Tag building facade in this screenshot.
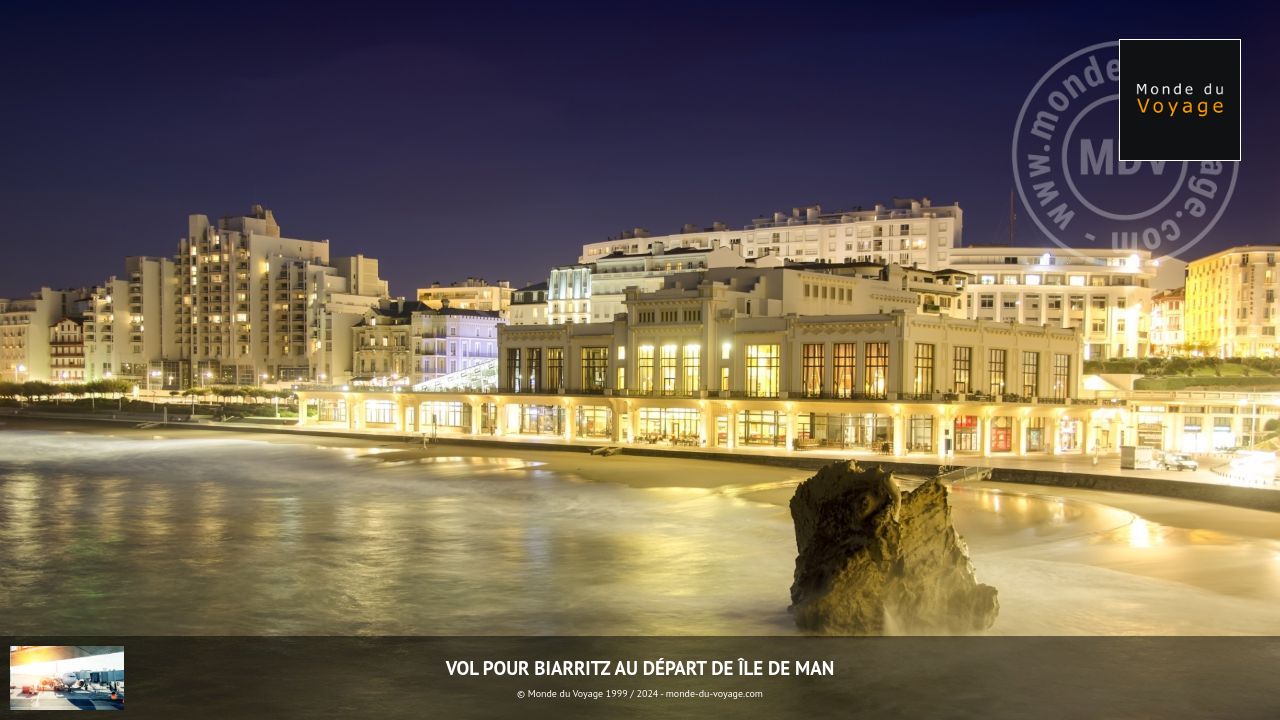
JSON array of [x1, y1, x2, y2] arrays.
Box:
[[175, 206, 388, 386], [0, 288, 86, 382], [417, 278, 512, 317], [1185, 246, 1280, 357], [352, 298, 501, 386], [580, 198, 963, 270], [1149, 288, 1185, 357], [948, 247, 1185, 360], [82, 256, 179, 385], [483, 268, 1084, 455], [48, 317, 86, 382], [508, 282, 549, 326]]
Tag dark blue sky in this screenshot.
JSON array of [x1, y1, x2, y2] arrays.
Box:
[[2, 1, 1277, 298]]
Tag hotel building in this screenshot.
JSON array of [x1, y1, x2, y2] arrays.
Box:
[[176, 206, 389, 386], [948, 247, 1186, 360], [1185, 245, 1280, 357], [82, 256, 180, 385]]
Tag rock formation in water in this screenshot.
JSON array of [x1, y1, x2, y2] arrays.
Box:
[[789, 461, 998, 635]]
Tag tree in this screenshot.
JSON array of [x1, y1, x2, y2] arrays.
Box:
[[1165, 357, 1190, 376]]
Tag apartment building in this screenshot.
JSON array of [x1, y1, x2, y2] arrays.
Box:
[[82, 256, 179, 385], [1149, 288, 1186, 357], [508, 282, 549, 326], [176, 205, 388, 386], [1185, 245, 1280, 357], [580, 198, 963, 270], [949, 247, 1186, 360], [417, 278, 512, 317], [0, 288, 87, 382], [48, 317, 86, 382]]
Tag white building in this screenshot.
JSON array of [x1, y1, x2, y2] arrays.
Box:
[[175, 205, 389, 386], [948, 247, 1186, 360], [580, 198, 963, 270], [508, 282, 549, 326], [83, 256, 180, 386]]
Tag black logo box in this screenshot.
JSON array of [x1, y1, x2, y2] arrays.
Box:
[[1119, 39, 1241, 162]]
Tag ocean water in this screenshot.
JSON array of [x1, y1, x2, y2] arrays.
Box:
[[1, 428, 1278, 636]]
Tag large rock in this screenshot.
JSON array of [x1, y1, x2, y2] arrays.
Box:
[[789, 461, 998, 635]]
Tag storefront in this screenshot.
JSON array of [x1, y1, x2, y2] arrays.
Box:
[[737, 410, 785, 446], [510, 404, 564, 435], [796, 413, 892, 451], [954, 415, 979, 453], [1026, 417, 1047, 452], [364, 400, 396, 427], [907, 415, 934, 453], [638, 408, 701, 444], [1057, 417, 1082, 453], [1135, 406, 1166, 449], [317, 398, 347, 423], [419, 401, 471, 432], [575, 405, 613, 439], [991, 416, 1013, 453]]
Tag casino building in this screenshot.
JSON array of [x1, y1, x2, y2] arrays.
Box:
[[298, 267, 1094, 458]]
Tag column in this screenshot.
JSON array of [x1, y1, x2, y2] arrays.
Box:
[[785, 411, 797, 451], [892, 414, 904, 457], [349, 400, 361, 431], [612, 402, 625, 443], [933, 410, 946, 459], [981, 416, 992, 457], [726, 411, 737, 450], [702, 407, 715, 447], [628, 407, 640, 445], [1048, 415, 1060, 455], [564, 401, 575, 442], [495, 401, 507, 436], [296, 395, 309, 426], [470, 402, 481, 435], [1017, 416, 1029, 456]]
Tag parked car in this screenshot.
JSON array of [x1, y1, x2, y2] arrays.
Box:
[[1161, 453, 1199, 471]]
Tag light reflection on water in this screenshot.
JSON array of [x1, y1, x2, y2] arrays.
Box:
[[1, 429, 1279, 637]]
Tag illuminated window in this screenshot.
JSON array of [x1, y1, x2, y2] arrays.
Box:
[[989, 349, 1008, 396], [864, 342, 888, 398], [744, 344, 781, 398], [802, 343, 824, 396], [682, 344, 701, 393], [637, 345, 654, 393], [580, 347, 607, 391], [913, 343, 935, 394], [659, 344, 678, 395]]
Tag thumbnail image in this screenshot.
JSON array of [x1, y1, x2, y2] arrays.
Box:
[[9, 646, 124, 711]]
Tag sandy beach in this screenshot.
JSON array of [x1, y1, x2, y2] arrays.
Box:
[[4, 415, 1278, 542]]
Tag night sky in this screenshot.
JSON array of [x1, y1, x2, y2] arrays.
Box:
[[2, 1, 1277, 299]]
